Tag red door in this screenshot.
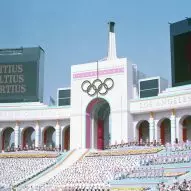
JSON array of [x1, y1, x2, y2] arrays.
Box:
[[44, 130, 47, 145], [97, 119, 104, 150], [183, 128, 187, 142], [64, 127, 70, 150]]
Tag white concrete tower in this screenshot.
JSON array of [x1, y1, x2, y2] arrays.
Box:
[[107, 21, 117, 60], [70, 21, 131, 149]]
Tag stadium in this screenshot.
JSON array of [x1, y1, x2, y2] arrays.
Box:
[[0, 19, 191, 191]]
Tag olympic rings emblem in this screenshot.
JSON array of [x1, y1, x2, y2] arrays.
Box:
[[81, 78, 114, 96]]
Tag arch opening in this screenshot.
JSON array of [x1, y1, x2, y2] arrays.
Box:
[[86, 98, 110, 150], [2, 127, 14, 151], [182, 116, 191, 142], [22, 127, 35, 149], [160, 118, 171, 145], [62, 126, 70, 151], [137, 120, 149, 143], [43, 126, 55, 150]]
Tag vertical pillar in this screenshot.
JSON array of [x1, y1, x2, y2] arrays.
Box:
[[133, 121, 137, 142], [35, 121, 40, 149], [108, 22, 117, 60], [14, 121, 20, 150], [149, 112, 155, 143], [176, 117, 181, 142], [170, 109, 176, 144], [154, 120, 159, 142], [55, 120, 60, 150], [91, 117, 94, 149]]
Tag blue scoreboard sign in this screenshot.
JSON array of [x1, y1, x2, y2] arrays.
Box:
[[170, 18, 191, 87], [0, 47, 44, 103]]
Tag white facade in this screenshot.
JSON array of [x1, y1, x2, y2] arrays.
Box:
[[70, 57, 132, 149], [1, 22, 191, 151], [0, 103, 70, 152]]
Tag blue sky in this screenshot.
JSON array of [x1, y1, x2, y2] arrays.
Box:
[[0, 0, 191, 103]]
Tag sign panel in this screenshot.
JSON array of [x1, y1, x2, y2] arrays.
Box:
[[130, 93, 191, 113], [0, 47, 44, 103], [170, 19, 191, 87], [0, 62, 38, 102], [58, 89, 71, 106], [174, 31, 191, 85]]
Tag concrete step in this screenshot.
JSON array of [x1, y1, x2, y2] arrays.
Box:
[[16, 149, 88, 190]]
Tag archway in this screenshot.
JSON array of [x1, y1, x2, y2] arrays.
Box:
[[62, 126, 70, 151], [86, 98, 110, 150], [22, 127, 35, 149], [1, 127, 14, 151], [182, 116, 191, 142], [160, 118, 171, 145], [43, 126, 55, 149], [137, 120, 149, 143]]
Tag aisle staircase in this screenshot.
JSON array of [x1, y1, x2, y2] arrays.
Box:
[[16, 149, 88, 190]]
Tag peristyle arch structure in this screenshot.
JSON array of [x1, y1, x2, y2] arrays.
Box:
[[1, 127, 15, 150], [43, 126, 56, 149], [137, 120, 149, 143], [181, 116, 191, 142], [62, 125, 70, 151], [160, 118, 171, 145], [22, 127, 35, 149], [86, 98, 110, 150]]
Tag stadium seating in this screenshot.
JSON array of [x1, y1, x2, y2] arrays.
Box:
[[20, 146, 164, 190], [0, 151, 58, 190], [157, 179, 191, 190], [1, 143, 191, 190], [20, 151, 142, 190]]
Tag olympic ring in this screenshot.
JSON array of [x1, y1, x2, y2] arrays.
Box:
[[81, 78, 114, 96]]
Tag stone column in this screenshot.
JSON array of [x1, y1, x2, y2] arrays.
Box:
[[35, 121, 40, 149], [176, 117, 181, 142], [154, 120, 159, 142], [149, 112, 155, 143], [133, 121, 138, 142], [55, 120, 60, 150], [14, 121, 20, 150], [170, 109, 176, 144]]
